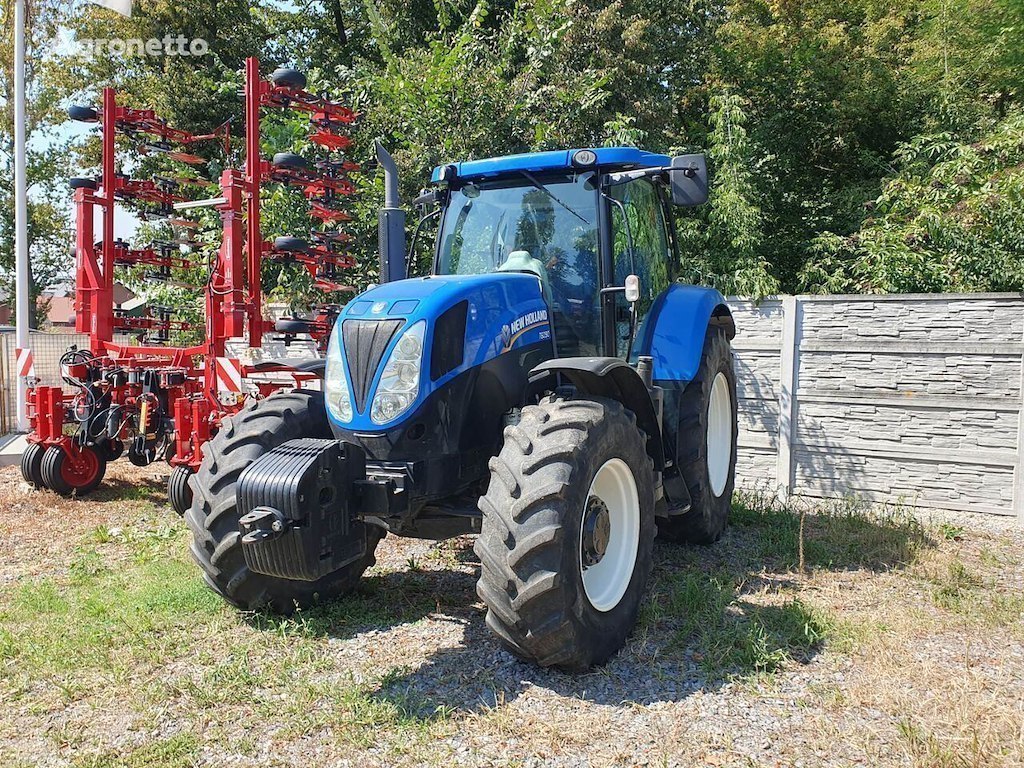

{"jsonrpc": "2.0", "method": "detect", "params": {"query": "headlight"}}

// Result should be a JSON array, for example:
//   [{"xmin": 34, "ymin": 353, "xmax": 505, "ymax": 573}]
[
  {"xmin": 371, "ymin": 320, "xmax": 425, "ymax": 425},
  {"xmin": 325, "ymin": 329, "xmax": 353, "ymax": 422}
]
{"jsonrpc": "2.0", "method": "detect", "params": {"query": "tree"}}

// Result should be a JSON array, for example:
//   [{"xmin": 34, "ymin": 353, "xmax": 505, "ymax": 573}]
[
  {"xmin": 677, "ymin": 92, "xmax": 778, "ymax": 296},
  {"xmin": 802, "ymin": 111, "xmax": 1024, "ymax": 294},
  {"xmin": 0, "ymin": 0, "xmax": 76, "ymax": 325}
]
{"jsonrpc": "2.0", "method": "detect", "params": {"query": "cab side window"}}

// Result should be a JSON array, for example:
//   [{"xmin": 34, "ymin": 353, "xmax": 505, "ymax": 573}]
[{"xmin": 610, "ymin": 179, "xmax": 672, "ymax": 357}]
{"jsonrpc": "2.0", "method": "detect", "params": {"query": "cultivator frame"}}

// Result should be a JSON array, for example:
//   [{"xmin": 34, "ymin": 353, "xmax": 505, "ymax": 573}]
[{"xmin": 21, "ymin": 59, "xmax": 360, "ymax": 507}]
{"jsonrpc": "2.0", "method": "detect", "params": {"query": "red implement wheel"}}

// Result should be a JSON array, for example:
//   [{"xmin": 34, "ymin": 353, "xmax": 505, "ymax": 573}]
[{"xmin": 41, "ymin": 444, "xmax": 107, "ymax": 497}]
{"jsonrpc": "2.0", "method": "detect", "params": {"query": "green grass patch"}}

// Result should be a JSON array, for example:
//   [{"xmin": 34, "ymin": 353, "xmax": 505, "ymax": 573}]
[
  {"xmin": 1, "ymin": 555, "xmax": 222, "ymax": 680},
  {"xmin": 645, "ymin": 570, "xmax": 833, "ymax": 678},
  {"xmin": 937, "ymin": 522, "xmax": 965, "ymax": 541},
  {"xmin": 0, "ymin": 515, "xmax": 448, "ymax": 753},
  {"xmin": 0, "ymin": 521, "xmax": 223, "ymax": 702},
  {"xmin": 732, "ymin": 492, "xmax": 930, "ymax": 571},
  {"xmin": 72, "ymin": 733, "xmax": 198, "ymax": 768},
  {"xmin": 929, "ymin": 560, "xmax": 1024, "ymax": 626}
]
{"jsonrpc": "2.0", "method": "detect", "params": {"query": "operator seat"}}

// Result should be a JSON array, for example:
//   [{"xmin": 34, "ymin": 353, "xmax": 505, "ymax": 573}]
[
  {"xmin": 497, "ymin": 250, "xmax": 553, "ymax": 304},
  {"xmin": 496, "ymin": 249, "xmax": 586, "ymax": 356}
]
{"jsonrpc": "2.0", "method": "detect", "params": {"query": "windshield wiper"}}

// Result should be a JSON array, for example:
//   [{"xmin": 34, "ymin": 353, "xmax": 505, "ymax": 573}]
[{"xmin": 518, "ymin": 170, "xmax": 590, "ymax": 224}]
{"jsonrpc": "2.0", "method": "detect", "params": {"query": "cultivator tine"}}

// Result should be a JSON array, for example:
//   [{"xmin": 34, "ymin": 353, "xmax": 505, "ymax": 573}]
[{"xmin": 164, "ymin": 150, "xmax": 208, "ymax": 166}]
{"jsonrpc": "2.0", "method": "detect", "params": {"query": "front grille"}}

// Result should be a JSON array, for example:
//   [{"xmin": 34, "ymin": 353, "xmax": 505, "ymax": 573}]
[{"xmin": 342, "ymin": 319, "xmax": 404, "ymax": 411}]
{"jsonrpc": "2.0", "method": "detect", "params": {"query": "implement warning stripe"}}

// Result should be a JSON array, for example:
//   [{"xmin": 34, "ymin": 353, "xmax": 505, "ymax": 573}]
[
  {"xmin": 15, "ymin": 348, "xmax": 34, "ymax": 378},
  {"xmin": 214, "ymin": 357, "xmax": 243, "ymax": 392}
]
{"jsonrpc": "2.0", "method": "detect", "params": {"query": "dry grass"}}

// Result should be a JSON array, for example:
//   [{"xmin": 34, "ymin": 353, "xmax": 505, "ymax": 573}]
[{"xmin": 0, "ymin": 466, "xmax": 1022, "ymax": 767}]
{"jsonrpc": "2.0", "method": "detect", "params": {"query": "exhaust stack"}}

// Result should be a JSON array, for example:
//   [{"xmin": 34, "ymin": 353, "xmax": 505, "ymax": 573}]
[{"xmin": 375, "ymin": 141, "xmax": 407, "ymax": 283}]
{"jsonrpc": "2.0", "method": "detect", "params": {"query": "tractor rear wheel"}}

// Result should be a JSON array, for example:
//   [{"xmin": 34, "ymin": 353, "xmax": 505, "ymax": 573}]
[
  {"xmin": 658, "ymin": 326, "xmax": 738, "ymax": 544},
  {"xmin": 475, "ymin": 396, "xmax": 655, "ymax": 671},
  {"xmin": 185, "ymin": 389, "xmax": 383, "ymax": 613},
  {"xmin": 168, "ymin": 465, "xmax": 193, "ymax": 517},
  {"xmin": 21, "ymin": 442, "xmax": 46, "ymax": 489},
  {"xmin": 41, "ymin": 444, "xmax": 107, "ymax": 497}
]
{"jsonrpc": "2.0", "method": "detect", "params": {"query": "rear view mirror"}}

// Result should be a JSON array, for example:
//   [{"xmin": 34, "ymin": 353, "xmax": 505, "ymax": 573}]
[{"xmin": 669, "ymin": 154, "xmax": 708, "ymax": 207}]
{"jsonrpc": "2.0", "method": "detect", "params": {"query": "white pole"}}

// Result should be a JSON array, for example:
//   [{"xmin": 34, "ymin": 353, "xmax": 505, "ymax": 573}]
[{"xmin": 13, "ymin": 0, "xmax": 30, "ymax": 431}]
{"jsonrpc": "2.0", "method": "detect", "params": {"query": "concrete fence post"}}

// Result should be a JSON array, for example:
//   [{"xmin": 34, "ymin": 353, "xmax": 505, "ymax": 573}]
[
  {"xmin": 776, "ymin": 295, "xmax": 800, "ymax": 502},
  {"xmin": 1016, "ymin": 324, "xmax": 1024, "ymax": 523}
]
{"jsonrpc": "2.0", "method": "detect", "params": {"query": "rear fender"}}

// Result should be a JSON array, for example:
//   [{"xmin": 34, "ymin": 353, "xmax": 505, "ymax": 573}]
[
  {"xmin": 634, "ymin": 285, "xmax": 734, "ymax": 383},
  {"xmin": 529, "ymin": 357, "xmax": 665, "ymax": 470}
]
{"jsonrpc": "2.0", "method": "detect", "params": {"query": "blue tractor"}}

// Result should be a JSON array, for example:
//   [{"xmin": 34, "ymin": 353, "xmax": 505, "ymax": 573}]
[{"xmin": 186, "ymin": 145, "xmax": 738, "ymax": 670}]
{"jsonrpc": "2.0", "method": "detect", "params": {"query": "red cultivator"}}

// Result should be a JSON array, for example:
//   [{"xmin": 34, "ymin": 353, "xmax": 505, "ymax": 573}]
[{"xmin": 21, "ymin": 59, "xmax": 360, "ymax": 511}]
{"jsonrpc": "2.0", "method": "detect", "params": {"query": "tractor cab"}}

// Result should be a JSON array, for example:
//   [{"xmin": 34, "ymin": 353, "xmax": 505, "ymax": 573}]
[{"xmin": 424, "ymin": 148, "xmax": 709, "ymax": 361}]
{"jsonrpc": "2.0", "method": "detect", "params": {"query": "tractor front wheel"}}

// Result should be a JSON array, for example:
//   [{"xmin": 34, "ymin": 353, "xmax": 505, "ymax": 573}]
[
  {"xmin": 41, "ymin": 444, "xmax": 107, "ymax": 497},
  {"xmin": 185, "ymin": 389, "xmax": 383, "ymax": 613},
  {"xmin": 475, "ymin": 396, "xmax": 655, "ymax": 671}
]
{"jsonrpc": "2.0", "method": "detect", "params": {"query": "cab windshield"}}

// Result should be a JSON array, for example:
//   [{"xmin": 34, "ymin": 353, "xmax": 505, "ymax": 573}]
[{"xmin": 436, "ymin": 172, "xmax": 602, "ymax": 355}]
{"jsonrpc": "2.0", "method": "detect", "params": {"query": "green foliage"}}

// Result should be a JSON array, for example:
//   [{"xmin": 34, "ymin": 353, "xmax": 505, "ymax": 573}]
[
  {"xmin": 0, "ymin": 0, "xmax": 75, "ymax": 322},
  {"xmin": 5, "ymin": 0, "xmax": 1023, "ymax": 306},
  {"xmin": 678, "ymin": 92, "xmax": 779, "ymax": 297},
  {"xmin": 802, "ymin": 112, "xmax": 1024, "ymax": 293}
]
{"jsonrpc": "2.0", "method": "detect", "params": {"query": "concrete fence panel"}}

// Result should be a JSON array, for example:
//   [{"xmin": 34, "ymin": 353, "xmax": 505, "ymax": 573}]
[{"xmin": 728, "ymin": 293, "xmax": 1024, "ymax": 521}]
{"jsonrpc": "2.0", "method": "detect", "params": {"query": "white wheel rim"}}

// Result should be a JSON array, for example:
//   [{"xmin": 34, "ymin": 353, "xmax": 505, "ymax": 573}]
[
  {"xmin": 579, "ymin": 458, "xmax": 640, "ymax": 612},
  {"xmin": 707, "ymin": 371, "xmax": 733, "ymax": 497}
]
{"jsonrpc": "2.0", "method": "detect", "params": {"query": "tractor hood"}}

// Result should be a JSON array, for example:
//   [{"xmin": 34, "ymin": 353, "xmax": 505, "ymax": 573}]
[{"xmin": 325, "ymin": 273, "xmax": 551, "ymax": 431}]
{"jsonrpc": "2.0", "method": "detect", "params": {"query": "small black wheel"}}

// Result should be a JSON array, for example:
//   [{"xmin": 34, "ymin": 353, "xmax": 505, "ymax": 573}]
[
  {"xmin": 658, "ymin": 326, "xmax": 738, "ymax": 544},
  {"xmin": 186, "ymin": 390, "xmax": 384, "ymax": 613},
  {"xmin": 21, "ymin": 442, "xmax": 46, "ymax": 489},
  {"xmin": 127, "ymin": 444, "xmax": 153, "ymax": 467},
  {"xmin": 40, "ymin": 444, "xmax": 107, "ymax": 497},
  {"xmin": 68, "ymin": 105, "xmax": 99, "ymax": 122},
  {"xmin": 271, "ymin": 67, "xmax": 307, "ymax": 90},
  {"xmin": 102, "ymin": 439, "xmax": 124, "ymax": 462},
  {"xmin": 168, "ymin": 465, "xmax": 193, "ymax": 517},
  {"xmin": 475, "ymin": 396, "xmax": 656, "ymax": 671},
  {"xmin": 275, "ymin": 317, "xmax": 313, "ymax": 334},
  {"xmin": 273, "ymin": 236, "xmax": 311, "ymax": 254},
  {"xmin": 69, "ymin": 177, "xmax": 98, "ymax": 190},
  {"xmin": 272, "ymin": 152, "xmax": 307, "ymax": 170}
]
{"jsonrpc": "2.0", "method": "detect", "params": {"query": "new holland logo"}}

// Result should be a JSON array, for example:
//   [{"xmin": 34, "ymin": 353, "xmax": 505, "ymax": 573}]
[{"xmin": 500, "ymin": 309, "xmax": 550, "ymax": 352}]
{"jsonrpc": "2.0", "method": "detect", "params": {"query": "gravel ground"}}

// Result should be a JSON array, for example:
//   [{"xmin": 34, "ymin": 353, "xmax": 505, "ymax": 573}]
[{"xmin": 1, "ymin": 461, "xmax": 1022, "ymax": 767}]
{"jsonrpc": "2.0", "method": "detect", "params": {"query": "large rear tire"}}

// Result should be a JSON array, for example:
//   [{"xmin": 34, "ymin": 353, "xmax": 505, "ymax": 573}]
[
  {"xmin": 185, "ymin": 389, "xmax": 383, "ymax": 613},
  {"xmin": 475, "ymin": 396, "xmax": 655, "ymax": 671},
  {"xmin": 658, "ymin": 326, "xmax": 738, "ymax": 544}
]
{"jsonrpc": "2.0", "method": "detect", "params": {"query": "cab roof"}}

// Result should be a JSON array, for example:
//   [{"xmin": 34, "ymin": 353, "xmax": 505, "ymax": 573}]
[{"xmin": 430, "ymin": 147, "xmax": 671, "ymax": 183}]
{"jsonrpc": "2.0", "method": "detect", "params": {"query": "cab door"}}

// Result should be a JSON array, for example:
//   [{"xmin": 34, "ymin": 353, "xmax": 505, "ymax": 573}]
[{"xmin": 607, "ymin": 178, "xmax": 673, "ymax": 359}]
